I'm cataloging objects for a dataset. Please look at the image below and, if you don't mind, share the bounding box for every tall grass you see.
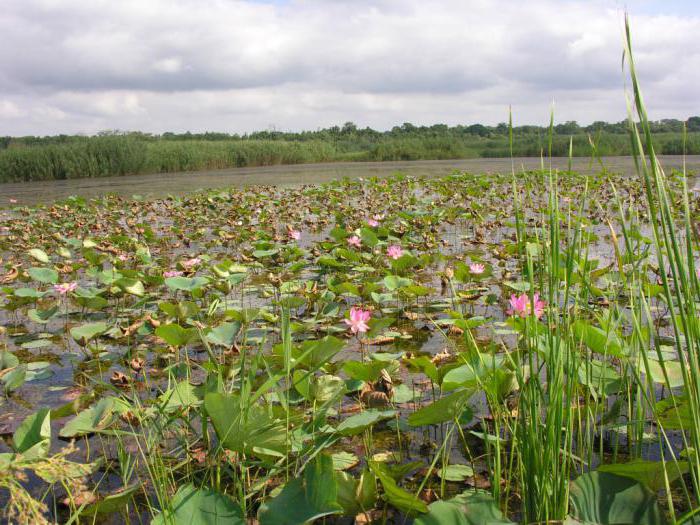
[622,14,700,521]
[2,129,699,183]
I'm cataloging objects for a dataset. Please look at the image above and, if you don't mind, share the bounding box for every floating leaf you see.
[204,392,286,458]
[27,248,50,263]
[70,321,108,345]
[331,451,359,471]
[573,320,625,357]
[368,460,428,514]
[205,321,241,347]
[258,454,342,525]
[28,267,58,284]
[152,483,244,525]
[569,471,666,525]
[13,408,51,460]
[597,460,688,492]
[59,397,129,437]
[155,323,196,347]
[82,484,140,517]
[438,464,474,482]
[408,389,473,427]
[414,490,514,525]
[337,409,396,436]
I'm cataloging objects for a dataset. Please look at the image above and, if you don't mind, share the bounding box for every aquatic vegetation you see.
[506,292,545,319]
[345,307,372,334]
[1,152,697,523]
[2,121,700,183]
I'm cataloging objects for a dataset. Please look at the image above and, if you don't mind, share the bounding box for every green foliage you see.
[2,123,699,182]
[568,472,666,525]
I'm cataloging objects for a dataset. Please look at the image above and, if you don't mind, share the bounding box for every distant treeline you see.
[1,117,700,182]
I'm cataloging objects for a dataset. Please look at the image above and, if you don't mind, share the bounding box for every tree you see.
[554,121,580,135]
[687,116,700,132]
[341,122,357,135]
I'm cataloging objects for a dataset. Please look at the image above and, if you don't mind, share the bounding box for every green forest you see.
[1,117,699,182]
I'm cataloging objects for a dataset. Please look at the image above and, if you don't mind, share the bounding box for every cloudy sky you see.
[0,0,698,136]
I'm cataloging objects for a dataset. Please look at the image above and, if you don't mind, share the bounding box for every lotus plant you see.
[387,245,403,260]
[345,306,371,334]
[469,262,485,275]
[508,292,545,319]
[53,282,77,295]
[180,257,201,270]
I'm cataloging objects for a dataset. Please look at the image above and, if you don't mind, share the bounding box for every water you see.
[1,155,699,206]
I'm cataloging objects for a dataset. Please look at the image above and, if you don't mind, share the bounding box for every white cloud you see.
[0,0,698,135]
[153,58,183,74]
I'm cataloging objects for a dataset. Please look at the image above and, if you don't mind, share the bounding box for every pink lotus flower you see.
[387,245,403,260]
[164,270,184,278]
[344,306,371,334]
[367,218,379,227]
[347,235,362,248]
[181,257,201,269]
[53,282,77,295]
[288,229,301,241]
[469,263,485,275]
[118,254,129,262]
[9,198,17,204]
[508,292,545,319]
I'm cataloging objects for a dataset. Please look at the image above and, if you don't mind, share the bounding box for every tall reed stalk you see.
[623,14,700,519]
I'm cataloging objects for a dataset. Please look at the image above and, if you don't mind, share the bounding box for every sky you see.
[0,0,698,136]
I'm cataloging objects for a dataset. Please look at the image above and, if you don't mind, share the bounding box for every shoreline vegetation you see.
[1,117,699,183]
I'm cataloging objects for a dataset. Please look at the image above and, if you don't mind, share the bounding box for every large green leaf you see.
[258,455,343,525]
[295,373,345,404]
[297,336,345,369]
[28,267,59,284]
[577,360,622,397]
[597,460,688,492]
[205,321,241,347]
[573,321,625,357]
[155,323,196,347]
[414,490,514,525]
[159,381,201,412]
[59,397,130,437]
[655,395,693,430]
[336,409,396,436]
[165,276,209,292]
[152,483,245,525]
[568,471,666,525]
[204,392,286,458]
[384,275,412,291]
[645,359,684,389]
[81,484,140,517]
[408,389,473,427]
[70,321,108,345]
[335,469,377,516]
[342,360,395,382]
[28,306,59,323]
[27,248,50,263]
[2,363,26,392]
[368,460,428,514]
[0,351,19,370]
[115,277,145,297]
[13,408,51,460]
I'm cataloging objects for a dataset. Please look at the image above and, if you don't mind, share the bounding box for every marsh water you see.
[1,155,700,206]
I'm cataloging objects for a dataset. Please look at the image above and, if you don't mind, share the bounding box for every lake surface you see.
[1,155,699,206]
